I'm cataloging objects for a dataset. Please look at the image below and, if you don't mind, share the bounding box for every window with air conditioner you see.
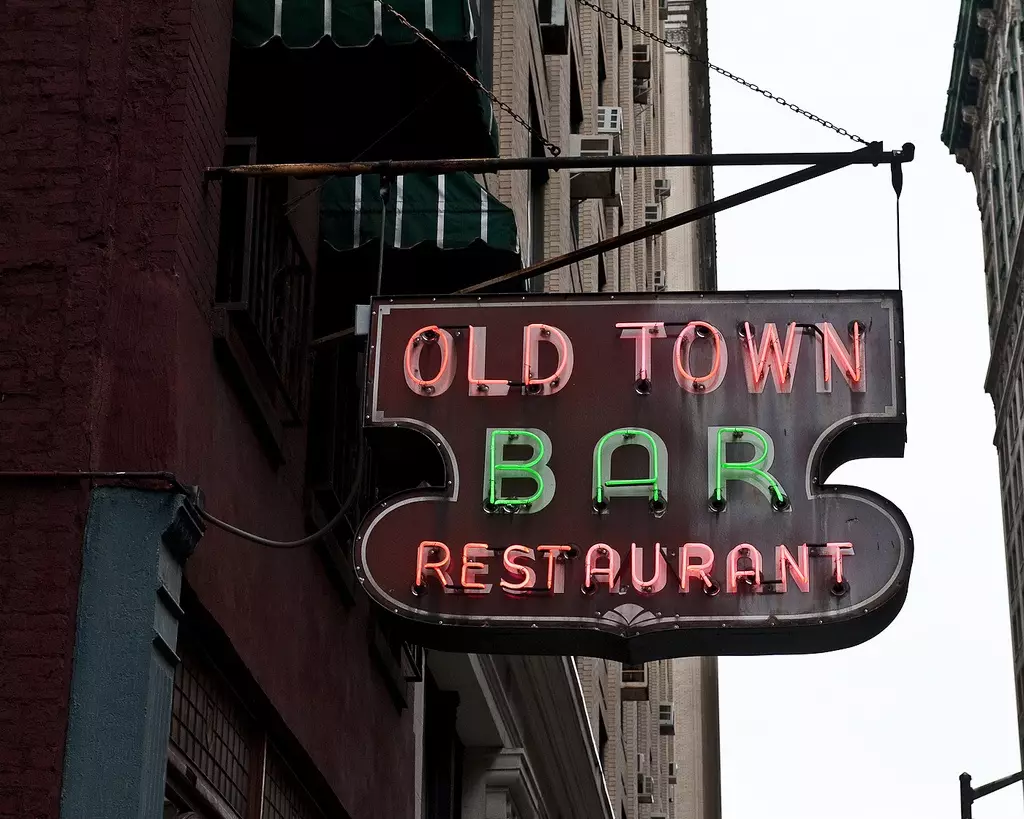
[597,106,623,135]
[570,134,616,158]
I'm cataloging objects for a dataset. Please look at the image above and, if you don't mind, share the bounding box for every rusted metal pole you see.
[204,143,914,180]
[456,144,892,295]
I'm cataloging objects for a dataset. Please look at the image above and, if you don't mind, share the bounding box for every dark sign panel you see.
[355,293,912,661]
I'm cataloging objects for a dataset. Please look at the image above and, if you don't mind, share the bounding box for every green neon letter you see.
[593,428,669,512]
[484,428,555,513]
[707,426,787,509]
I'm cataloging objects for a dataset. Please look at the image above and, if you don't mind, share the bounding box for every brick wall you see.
[1,2,416,817]
[0,0,198,814]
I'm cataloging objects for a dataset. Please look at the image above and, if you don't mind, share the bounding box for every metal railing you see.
[217,142,313,420]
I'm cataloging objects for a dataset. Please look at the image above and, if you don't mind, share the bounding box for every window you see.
[167,641,328,819]
[422,674,463,819]
[215,139,314,460]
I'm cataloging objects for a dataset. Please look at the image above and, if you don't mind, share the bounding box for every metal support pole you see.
[960,772,973,819]
[960,769,1024,818]
[204,143,913,180]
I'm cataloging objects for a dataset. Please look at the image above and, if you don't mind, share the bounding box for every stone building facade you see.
[943,0,1024,761]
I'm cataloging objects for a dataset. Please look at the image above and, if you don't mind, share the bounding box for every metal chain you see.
[575,0,870,145]
[380,2,562,155]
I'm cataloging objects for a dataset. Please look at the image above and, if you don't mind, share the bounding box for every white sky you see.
[706,2,1023,817]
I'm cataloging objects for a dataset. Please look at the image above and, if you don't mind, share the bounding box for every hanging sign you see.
[354,292,912,662]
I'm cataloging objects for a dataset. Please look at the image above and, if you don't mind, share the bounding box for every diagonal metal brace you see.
[457,143,914,294]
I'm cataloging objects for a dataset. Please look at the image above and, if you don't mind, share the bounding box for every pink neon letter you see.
[726,544,763,593]
[826,542,855,583]
[461,543,492,593]
[500,545,537,591]
[617,322,667,386]
[522,324,574,395]
[775,544,810,593]
[630,542,668,594]
[816,322,865,393]
[404,325,456,396]
[538,544,571,592]
[680,543,715,592]
[416,541,453,589]
[673,322,728,394]
[585,543,621,591]
[467,326,511,397]
[742,321,801,394]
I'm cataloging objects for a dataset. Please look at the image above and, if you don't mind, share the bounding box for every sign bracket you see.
[459,143,915,294]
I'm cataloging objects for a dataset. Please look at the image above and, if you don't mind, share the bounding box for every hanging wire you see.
[379,1,562,156]
[197,433,368,549]
[891,160,904,291]
[284,86,445,217]
[575,0,871,146]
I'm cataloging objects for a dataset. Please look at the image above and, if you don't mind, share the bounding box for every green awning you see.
[321,173,520,256]
[234,0,476,47]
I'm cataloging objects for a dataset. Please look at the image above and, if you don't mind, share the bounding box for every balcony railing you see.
[215,140,313,445]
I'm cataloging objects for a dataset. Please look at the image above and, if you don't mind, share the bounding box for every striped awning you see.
[320,173,520,256]
[234,0,477,47]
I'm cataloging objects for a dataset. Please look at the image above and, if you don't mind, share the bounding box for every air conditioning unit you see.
[633,43,652,79]
[569,134,621,203]
[659,703,675,734]
[638,775,655,804]
[597,106,623,135]
[654,178,671,199]
[621,663,649,700]
[652,270,667,292]
[644,203,661,225]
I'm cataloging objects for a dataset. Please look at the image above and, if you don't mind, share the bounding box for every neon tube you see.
[415,540,453,589]
[680,543,715,592]
[630,542,668,594]
[775,543,810,593]
[501,545,537,591]
[673,321,724,391]
[538,544,571,591]
[593,429,661,504]
[726,543,763,593]
[461,543,492,592]
[467,325,511,396]
[585,543,621,591]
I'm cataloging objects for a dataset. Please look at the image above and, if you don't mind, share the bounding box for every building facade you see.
[573,1,721,817]
[1,0,716,817]
[943,0,1024,759]
[663,0,717,292]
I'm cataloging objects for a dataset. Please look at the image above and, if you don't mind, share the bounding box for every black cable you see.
[0,402,371,551]
[377,177,391,296]
[197,433,367,549]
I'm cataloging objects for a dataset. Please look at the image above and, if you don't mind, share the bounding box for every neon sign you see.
[356,293,912,661]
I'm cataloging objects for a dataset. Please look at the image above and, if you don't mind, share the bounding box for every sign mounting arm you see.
[456,143,915,295]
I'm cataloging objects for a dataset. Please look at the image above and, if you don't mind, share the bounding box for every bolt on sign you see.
[354,293,912,661]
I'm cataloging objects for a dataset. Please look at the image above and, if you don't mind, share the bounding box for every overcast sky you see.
[706,2,1023,817]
